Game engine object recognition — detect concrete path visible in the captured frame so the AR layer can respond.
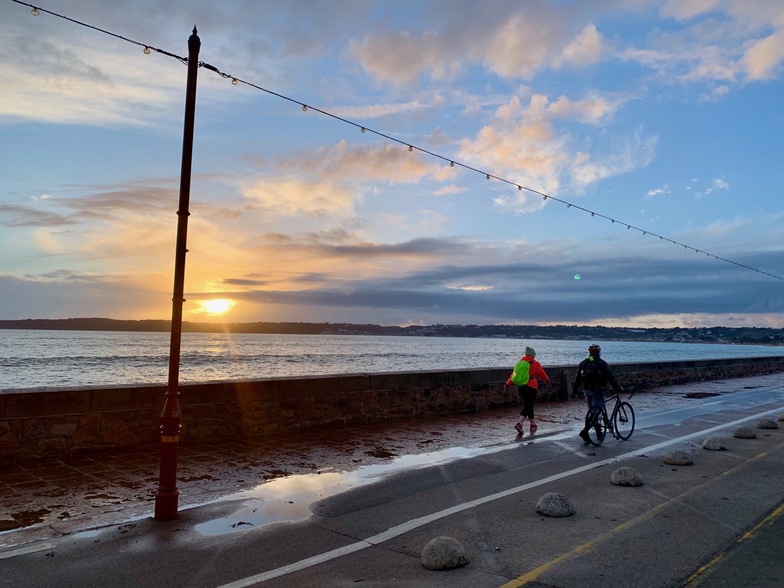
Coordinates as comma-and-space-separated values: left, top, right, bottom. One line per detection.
2, 373, 783, 587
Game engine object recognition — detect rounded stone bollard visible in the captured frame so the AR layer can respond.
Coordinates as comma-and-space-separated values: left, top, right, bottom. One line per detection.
420, 536, 469, 570
702, 437, 727, 450
535, 492, 575, 517
664, 450, 693, 465
758, 419, 780, 430
611, 466, 643, 486
733, 426, 757, 439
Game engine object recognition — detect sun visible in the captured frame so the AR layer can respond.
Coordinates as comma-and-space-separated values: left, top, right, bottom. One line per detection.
196, 298, 237, 316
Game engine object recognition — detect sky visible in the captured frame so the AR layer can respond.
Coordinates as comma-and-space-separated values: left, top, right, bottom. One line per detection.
1, 0, 783, 329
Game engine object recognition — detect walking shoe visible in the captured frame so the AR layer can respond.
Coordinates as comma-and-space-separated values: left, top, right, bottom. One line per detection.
579, 430, 591, 444
529, 421, 538, 432
514, 421, 524, 435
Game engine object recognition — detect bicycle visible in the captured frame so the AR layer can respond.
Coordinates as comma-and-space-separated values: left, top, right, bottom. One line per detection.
583, 388, 635, 446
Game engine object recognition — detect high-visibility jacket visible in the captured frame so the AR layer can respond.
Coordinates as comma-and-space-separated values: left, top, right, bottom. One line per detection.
506, 355, 550, 389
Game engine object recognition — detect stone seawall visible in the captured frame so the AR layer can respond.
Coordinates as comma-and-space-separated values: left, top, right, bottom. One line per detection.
2, 356, 783, 459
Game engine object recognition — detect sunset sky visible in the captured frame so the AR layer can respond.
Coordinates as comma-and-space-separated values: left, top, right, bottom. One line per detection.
1, 0, 783, 328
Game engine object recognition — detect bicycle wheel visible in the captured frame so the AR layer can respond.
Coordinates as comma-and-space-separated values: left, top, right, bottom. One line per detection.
585, 409, 607, 446
614, 401, 635, 440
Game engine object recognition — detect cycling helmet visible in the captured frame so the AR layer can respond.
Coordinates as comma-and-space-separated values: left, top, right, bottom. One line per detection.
588, 344, 601, 356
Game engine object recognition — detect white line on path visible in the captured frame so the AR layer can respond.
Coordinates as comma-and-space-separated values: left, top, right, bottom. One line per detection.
0, 542, 55, 560
217, 406, 782, 588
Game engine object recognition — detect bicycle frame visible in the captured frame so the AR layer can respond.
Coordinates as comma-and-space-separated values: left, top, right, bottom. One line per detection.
584, 389, 635, 446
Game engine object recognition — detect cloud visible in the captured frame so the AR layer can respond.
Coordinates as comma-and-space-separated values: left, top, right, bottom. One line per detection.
329, 100, 427, 120
434, 185, 468, 196
279, 140, 438, 184
559, 24, 607, 67
381, 210, 450, 234
189, 242, 784, 326
242, 177, 358, 218
348, 30, 461, 85
742, 30, 784, 80
347, 5, 608, 85
646, 184, 671, 198
661, 0, 723, 21
696, 177, 731, 197
0, 23, 185, 127
459, 93, 651, 201
0, 203, 76, 228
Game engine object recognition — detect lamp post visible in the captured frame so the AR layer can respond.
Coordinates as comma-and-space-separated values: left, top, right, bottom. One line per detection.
154, 27, 200, 521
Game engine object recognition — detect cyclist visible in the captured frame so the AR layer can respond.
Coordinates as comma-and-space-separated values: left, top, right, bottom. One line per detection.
573, 344, 623, 444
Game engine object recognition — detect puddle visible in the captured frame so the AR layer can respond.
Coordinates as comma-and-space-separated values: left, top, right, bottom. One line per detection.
194, 445, 493, 536
0, 509, 51, 533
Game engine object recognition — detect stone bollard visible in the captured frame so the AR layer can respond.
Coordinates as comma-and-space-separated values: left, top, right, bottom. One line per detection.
420, 536, 469, 570
702, 437, 727, 450
611, 466, 643, 486
664, 450, 694, 465
535, 492, 575, 517
757, 419, 780, 430
733, 427, 757, 439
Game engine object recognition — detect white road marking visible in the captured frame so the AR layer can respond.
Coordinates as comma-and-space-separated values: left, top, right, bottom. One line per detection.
0, 542, 55, 560
217, 406, 782, 588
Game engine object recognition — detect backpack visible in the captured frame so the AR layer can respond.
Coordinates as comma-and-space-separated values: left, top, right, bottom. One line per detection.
510, 359, 531, 386
580, 357, 605, 388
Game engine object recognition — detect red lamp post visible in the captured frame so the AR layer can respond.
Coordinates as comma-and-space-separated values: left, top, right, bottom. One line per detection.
155, 27, 201, 521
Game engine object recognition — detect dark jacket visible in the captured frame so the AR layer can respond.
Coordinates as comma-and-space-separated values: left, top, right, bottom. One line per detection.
573, 355, 622, 393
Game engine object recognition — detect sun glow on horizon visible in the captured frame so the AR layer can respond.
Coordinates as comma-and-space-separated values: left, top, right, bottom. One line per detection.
195, 298, 237, 316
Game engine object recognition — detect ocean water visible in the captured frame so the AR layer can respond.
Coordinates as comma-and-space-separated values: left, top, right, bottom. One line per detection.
1, 329, 783, 391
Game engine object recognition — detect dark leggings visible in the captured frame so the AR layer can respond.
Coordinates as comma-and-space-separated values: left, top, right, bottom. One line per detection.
518, 385, 537, 419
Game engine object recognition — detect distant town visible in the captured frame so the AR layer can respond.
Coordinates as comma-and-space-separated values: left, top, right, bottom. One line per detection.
1, 318, 783, 346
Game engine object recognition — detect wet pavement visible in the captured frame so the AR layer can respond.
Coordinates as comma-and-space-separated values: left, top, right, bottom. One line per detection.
1, 374, 782, 551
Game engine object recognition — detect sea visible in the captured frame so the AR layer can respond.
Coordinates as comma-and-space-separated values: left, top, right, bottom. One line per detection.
2, 329, 784, 392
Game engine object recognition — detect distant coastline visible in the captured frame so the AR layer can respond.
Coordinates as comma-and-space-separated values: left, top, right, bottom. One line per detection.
0, 318, 782, 346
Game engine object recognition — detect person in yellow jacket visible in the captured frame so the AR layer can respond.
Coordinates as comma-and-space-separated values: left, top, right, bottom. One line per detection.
505, 346, 550, 434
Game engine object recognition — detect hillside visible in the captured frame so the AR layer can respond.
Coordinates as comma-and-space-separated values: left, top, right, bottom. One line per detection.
0, 318, 782, 345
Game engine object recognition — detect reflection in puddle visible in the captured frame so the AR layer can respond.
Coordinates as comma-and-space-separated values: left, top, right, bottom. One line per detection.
194, 446, 489, 536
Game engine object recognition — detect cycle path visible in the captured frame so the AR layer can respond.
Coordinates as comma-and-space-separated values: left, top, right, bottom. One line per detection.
2, 378, 783, 587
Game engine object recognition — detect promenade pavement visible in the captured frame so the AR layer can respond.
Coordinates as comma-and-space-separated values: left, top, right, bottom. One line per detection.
2, 373, 783, 587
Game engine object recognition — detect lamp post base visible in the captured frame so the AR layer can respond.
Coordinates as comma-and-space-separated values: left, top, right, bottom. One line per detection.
154, 489, 179, 521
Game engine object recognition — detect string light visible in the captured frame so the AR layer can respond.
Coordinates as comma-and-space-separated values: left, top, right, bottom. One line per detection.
12, 0, 783, 283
